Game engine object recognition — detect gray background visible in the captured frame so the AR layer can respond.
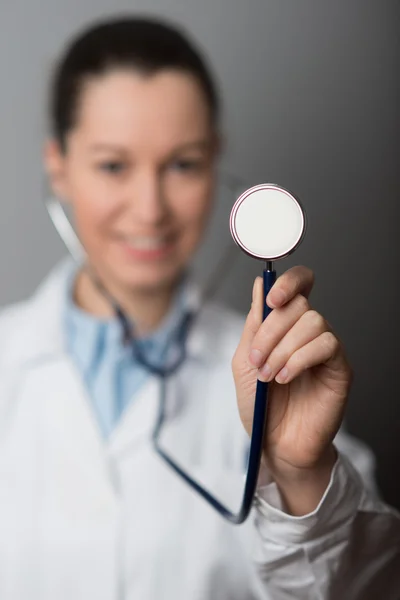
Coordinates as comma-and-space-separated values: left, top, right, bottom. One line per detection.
1, 1, 399, 506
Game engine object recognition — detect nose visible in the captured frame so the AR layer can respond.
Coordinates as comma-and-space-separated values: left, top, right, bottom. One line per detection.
126, 168, 168, 226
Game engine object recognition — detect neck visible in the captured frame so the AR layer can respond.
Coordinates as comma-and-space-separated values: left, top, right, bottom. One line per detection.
73, 268, 177, 336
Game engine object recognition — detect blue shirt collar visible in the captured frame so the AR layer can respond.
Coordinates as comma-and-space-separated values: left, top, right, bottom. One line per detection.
63, 265, 187, 375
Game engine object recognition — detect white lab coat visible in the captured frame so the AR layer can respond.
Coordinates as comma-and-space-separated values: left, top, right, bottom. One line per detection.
0, 259, 399, 600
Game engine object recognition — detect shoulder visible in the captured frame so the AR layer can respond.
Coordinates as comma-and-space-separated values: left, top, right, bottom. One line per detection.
0, 259, 72, 369
0, 300, 33, 352
0, 300, 40, 388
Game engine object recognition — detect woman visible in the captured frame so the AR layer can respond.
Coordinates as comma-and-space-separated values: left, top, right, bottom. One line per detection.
0, 15, 398, 600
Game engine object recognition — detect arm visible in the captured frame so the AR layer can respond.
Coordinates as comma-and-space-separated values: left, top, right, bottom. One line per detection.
232, 267, 400, 598
252, 437, 400, 600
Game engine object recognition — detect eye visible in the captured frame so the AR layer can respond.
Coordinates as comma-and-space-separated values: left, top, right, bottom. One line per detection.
98, 160, 127, 175
169, 158, 204, 173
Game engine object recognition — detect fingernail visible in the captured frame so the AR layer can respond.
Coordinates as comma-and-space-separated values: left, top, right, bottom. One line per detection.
259, 363, 272, 382
268, 288, 286, 307
275, 367, 289, 384
249, 349, 263, 368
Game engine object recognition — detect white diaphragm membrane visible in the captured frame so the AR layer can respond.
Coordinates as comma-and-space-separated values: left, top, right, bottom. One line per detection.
230, 184, 305, 260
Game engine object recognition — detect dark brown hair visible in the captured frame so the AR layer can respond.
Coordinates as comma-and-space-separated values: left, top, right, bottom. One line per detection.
50, 16, 220, 149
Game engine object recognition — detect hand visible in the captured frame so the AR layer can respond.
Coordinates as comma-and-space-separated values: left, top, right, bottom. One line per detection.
232, 266, 353, 515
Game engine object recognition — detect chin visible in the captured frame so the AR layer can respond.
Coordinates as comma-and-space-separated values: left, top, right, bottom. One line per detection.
113, 262, 184, 295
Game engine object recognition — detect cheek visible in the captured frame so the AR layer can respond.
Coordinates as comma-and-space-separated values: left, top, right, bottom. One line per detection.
68, 173, 120, 249
172, 179, 214, 245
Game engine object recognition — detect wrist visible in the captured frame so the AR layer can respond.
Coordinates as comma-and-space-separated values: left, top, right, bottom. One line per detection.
265, 446, 338, 516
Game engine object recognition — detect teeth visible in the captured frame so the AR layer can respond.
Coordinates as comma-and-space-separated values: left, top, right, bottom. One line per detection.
125, 237, 167, 250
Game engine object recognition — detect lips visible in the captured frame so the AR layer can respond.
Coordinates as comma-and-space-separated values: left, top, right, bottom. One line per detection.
116, 233, 176, 261
123, 236, 169, 251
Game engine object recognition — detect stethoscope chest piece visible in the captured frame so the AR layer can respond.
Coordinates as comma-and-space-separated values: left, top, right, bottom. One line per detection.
230, 183, 306, 262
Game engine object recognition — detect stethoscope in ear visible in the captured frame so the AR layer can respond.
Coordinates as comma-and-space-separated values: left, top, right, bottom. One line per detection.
44, 174, 306, 524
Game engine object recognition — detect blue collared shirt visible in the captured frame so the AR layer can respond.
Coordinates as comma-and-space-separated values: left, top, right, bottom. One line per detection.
63, 268, 185, 438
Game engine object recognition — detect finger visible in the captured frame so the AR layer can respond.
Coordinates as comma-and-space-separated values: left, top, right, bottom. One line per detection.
237, 276, 263, 353
249, 293, 310, 368
267, 266, 315, 309
257, 310, 330, 382
273, 331, 345, 385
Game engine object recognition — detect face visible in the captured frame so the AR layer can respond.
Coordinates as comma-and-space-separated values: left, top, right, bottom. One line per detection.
46, 69, 219, 296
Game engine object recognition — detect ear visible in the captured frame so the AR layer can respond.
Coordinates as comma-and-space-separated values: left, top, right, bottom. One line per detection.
44, 138, 70, 201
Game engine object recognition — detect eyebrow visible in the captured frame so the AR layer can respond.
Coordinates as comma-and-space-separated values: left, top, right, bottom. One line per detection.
89, 140, 212, 154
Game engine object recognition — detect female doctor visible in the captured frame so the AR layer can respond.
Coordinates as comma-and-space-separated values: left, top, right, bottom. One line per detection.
0, 15, 398, 600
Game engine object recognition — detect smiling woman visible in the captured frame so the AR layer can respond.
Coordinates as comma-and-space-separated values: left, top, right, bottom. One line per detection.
45, 22, 220, 331
0, 14, 398, 600
46, 69, 217, 328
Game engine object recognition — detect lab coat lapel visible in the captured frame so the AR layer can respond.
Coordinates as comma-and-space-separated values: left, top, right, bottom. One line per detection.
17, 259, 227, 466
19, 355, 119, 503
107, 375, 159, 458
9, 259, 118, 499
4, 356, 120, 600
107, 324, 215, 460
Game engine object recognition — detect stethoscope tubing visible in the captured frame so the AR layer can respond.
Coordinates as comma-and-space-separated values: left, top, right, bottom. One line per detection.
151, 267, 276, 524
43, 174, 276, 524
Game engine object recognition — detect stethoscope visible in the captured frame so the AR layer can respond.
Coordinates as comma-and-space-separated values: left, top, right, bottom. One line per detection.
44, 174, 306, 525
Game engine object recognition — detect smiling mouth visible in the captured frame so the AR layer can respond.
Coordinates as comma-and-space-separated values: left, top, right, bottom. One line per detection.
123, 236, 171, 250
116, 233, 177, 260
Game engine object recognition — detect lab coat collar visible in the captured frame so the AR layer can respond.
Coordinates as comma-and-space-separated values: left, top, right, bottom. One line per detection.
5, 258, 220, 369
